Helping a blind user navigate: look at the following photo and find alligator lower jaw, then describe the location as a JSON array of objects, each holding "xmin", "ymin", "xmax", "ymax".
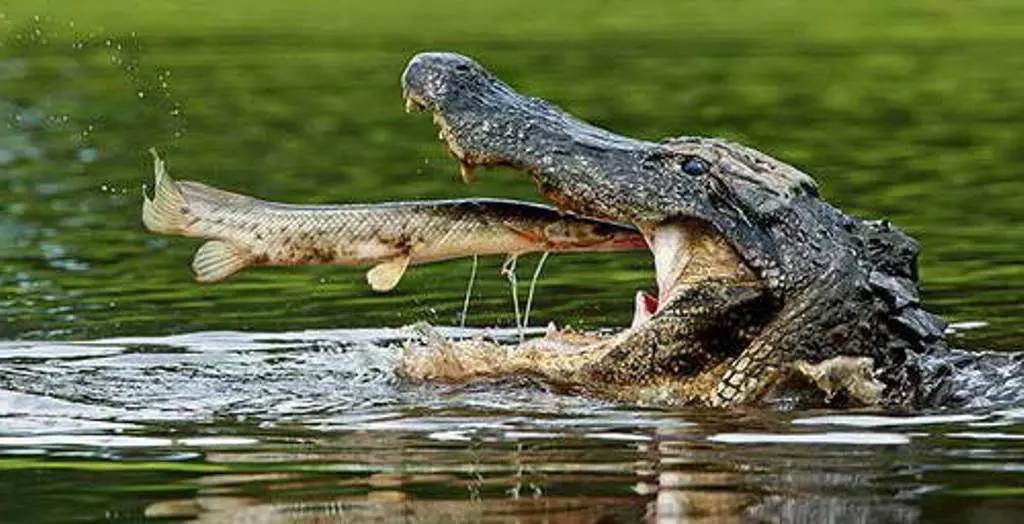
[{"xmin": 404, "ymin": 96, "xmax": 760, "ymax": 327}]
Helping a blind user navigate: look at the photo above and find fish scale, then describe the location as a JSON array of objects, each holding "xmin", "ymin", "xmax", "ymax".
[{"xmin": 141, "ymin": 151, "xmax": 646, "ymax": 290}]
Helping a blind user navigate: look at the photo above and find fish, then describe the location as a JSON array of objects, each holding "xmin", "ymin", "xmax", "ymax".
[{"xmin": 141, "ymin": 151, "xmax": 647, "ymax": 291}]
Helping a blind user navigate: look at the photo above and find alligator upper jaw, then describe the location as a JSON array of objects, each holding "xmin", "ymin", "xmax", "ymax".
[
  {"xmin": 402, "ymin": 52, "xmax": 763, "ymax": 315},
  {"xmin": 401, "ymin": 52, "xmax": 670, "ymax": 225}
]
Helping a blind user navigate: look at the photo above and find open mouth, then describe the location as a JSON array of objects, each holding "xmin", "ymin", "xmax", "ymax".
[{"xmin": 401, "ymin": 52, "xmax": 763, "ymax": 328}]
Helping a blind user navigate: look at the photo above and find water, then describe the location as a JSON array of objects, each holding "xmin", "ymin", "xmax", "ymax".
[
  {"xmin": 3, "ymin": 330, "xmax": 1024, "ymax": 522},
  {"xmin": 1, "ymin": 2, "xmax": 1023, "ymax": 521}
]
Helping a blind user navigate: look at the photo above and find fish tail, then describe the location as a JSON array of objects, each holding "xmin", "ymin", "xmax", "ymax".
[
  {"xmin": 192, "ymin": 240, "xmax": 250, "ymax": 283},
  {"xmin": 142, "ymin": 148, "xmax": 190, "ymax": 234}
]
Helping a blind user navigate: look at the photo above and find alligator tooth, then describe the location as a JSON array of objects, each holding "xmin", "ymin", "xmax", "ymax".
[
  {"xmin": 631, "ymin": 290, "xmax": 658, "ymax": 328},
  {"xmin": 650, "ymin": 223, "xmax": 694, "ymax": 303},
  {"xmin": 459, "ymin": 161, "xmax": 475, "ymax": 184}
]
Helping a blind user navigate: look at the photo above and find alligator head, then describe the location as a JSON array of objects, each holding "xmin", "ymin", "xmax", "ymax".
[{"xmin": 401, "ymin": 52, "xmax": 951, "ymax": 407}]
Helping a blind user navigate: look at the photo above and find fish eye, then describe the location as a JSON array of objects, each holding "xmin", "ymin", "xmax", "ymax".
[{"xmin": 681, "ymin": 157, "xmax": 709, "ymax": 176}]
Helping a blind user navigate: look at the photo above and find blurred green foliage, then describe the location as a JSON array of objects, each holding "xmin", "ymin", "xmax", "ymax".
[
  {"xmin": 0, "ymin": 0, "xmax": 1021, "ymax": 347},
  {"xmin": 6, "ymin": 0, "xmax": 1024, "ymax": 41}
]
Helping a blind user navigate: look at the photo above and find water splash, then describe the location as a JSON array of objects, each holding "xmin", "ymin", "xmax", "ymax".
[
  {"xmin": 500, "ymin": 254, "xmax": 524, "ymax": 341},
  {"xmin": 523, "ymin": 251, "xmax": 550, "ymax": 328},
  {"xmin": 458, "ymin": 255, "xmax": 478, "ymax": 327}
]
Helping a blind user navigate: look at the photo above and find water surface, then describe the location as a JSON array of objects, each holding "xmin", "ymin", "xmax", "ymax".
[{"xmin": 3, "ymin": 329, "xmax": 1024, "ymax": 522}]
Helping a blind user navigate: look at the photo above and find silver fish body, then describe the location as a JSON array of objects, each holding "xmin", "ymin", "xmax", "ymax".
[{"xmin": 142, "ymin": 152, "xmax": 646, "ymax": 290}]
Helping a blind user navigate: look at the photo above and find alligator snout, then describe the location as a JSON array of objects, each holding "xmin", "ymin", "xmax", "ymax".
[
  {"xmin": 401, "ymin": 52, "xmax": 679, "ymax": 225},
  {"xmin": 401, "ymin": 52, "xmax": 495, "ymax": 113},
  {"xmin": 401, "ymin": 52, "xmax": 515, "ymax": 183}
]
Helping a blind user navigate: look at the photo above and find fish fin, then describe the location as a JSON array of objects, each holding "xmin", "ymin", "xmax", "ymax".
[
  {"xmin": 366, "ymin": 254, "xmax": 411, "ymax": 292},
  {"xmin": 178, "ymin": 180, "xmax": 260, "ymax": 207},
  {"xmin": 142, "ymin": 148, "xmax": 189, "ymax": 234},
  {"xmin": 192, "ymin": 240, "xmax": 250, "ymax": 283}
]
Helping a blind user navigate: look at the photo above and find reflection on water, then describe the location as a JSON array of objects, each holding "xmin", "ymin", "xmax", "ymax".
[
  {"xmin": 2, "ymin": 329, "xmax": 1024, "ymax": 521},
  {"xmin": 1, "ymin": 329, "xmax": 1024, "ymax": 522},
  {"xmin": 2, "ymin": 2, "xmax": 1024, "ymax": 522}
]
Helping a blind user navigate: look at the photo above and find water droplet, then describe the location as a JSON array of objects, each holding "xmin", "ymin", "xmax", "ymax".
[
  {"xmin": 78, "ymin": 148, "xmax": 99, "ymax": 163},
  {"xmin": 137, "ymin": 91, "xmax": 145, "ymax": 99}
]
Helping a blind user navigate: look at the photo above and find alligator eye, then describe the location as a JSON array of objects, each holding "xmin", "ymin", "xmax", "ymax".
[{"xmin": 681, "ymin": 158, "xmax": 709, "ymax": 176}]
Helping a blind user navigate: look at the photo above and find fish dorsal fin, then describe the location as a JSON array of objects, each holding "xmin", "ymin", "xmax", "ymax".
[
  {"xmin": 192, "ymin": 240, "xmax": 250, "ymax": 283},
  {"xmin": 366, "ymin": 254, "xmax": 411, "ymax": 292}
]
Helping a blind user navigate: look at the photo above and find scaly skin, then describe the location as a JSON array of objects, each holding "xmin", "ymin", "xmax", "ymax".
[
  {"xmin": 400, "ymin": 52, "xmax": 953, "ymax": 407},
  {"xmin": 142, "ymin": 152, "xmax": 646, "ymax": 286}
]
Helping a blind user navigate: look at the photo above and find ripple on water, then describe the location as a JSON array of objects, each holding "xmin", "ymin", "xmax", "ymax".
[
  {"xmin": 707, "ymin": 432, "xmax": 911, "ymax": 445},
  {"xmin": 792, "ymin": 413, "xmax": 988, "ymax": 427},
  {"xmin": 0, "ymin": 327, "xmax": 1022, "ymax": 524}
]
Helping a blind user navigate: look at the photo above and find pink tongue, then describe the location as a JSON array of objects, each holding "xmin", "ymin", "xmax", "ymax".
[{"xmin": 631, "ymin": 290, "xmax": 660, "ymax": 328}]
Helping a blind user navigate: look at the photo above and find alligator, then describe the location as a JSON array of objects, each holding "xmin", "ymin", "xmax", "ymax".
[{"xmin": 396, "ymin": 52, "xmax": 984, "ymax": 409}]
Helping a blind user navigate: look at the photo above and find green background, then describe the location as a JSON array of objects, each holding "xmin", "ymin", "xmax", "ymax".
[{"xmin": 1, "ymin": 2, "xmax": 1023, "ymax": 522}]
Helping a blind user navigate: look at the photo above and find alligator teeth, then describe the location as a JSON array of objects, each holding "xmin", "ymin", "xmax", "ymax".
[
  {"xmin": 459, "ymin": 161, "xmax": 475, "ymax": 184},
  {"xmin": 403, "ymin": 95, "xmax": 426, "ymax": 114},
  {"xmin": 631, "ymin": 290, "xmax": 658, "ymax": 328}
]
